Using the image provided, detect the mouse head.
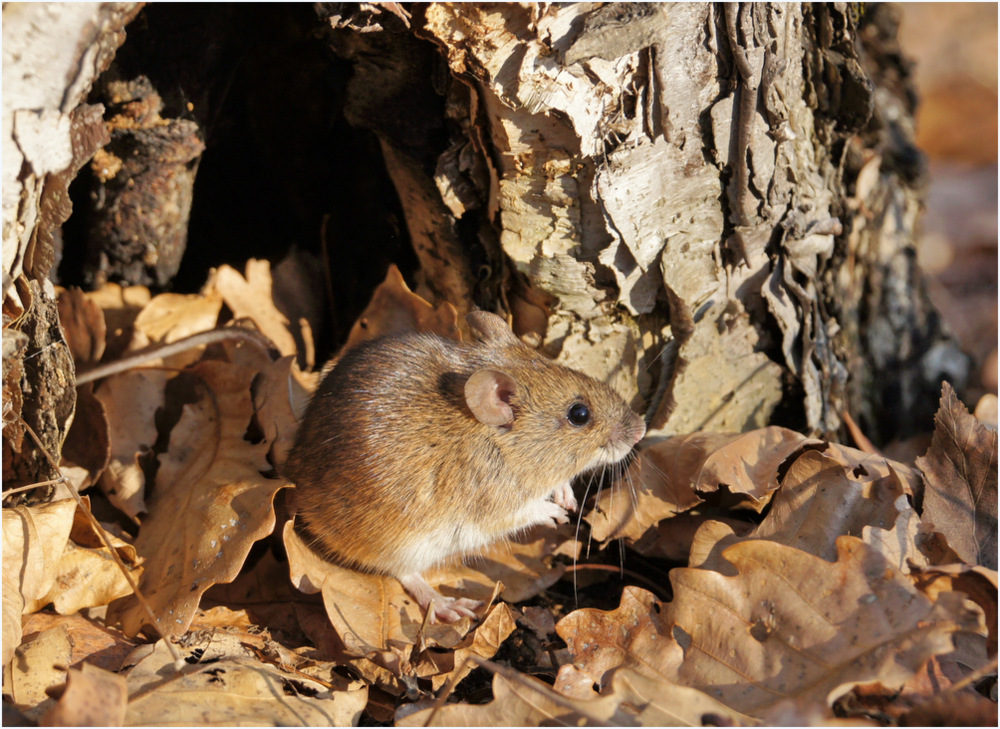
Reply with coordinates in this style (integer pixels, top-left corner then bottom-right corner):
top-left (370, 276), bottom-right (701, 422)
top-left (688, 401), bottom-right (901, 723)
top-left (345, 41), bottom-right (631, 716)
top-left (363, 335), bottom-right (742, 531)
top-left (463, 312), bottom-right (645, 480)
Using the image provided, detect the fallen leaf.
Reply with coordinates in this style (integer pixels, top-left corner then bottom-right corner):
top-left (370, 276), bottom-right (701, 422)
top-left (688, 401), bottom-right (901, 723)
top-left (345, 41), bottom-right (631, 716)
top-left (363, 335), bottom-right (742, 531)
top-left (109, 361), bottom-right (289, 637)
top-left (203, 546), bottom-right (324, 648)
top-left (690, 450), bottom-right (905, 572)
top-left (252, 355), bottom-right (306, 468)
top-left (80, 282), bottom-right (151, 360)
top-left (824, 441), bottom-right (922, 496)
top-left (41, 663), bottom-right (127, 727)
top-left (284, 519), bottom-right (484, 692)
top-left (204, 260), bottom-right (302, 360)
top-left (910, 563), bottom-right (998, 656)
top-left (586, 448), bottom-right (701, 545)
top-left (21, 611), bottom-right (140, 673)
top-left (897, 689), bottom-right (999, 726)
top-left (559, 537), bottom-right (979, 719)
top-left (916, 381), bottom-right (998, 569)
top-left (659, 427), bottom-right (818, 511)
top-left (862, 494), bottom-right (928, 572)
top-left (2, 499), bottom-right (77, 665)
top-left (26, 502), bottom-right (143, 614)
top-left (417, 600), bottom-right (518, 691)
top-left (59, 384), bottom-right (110, 490)
top-left (123, 634), bottom-right (368, 726)
top-left (605, 666), bottom-right (755, 727)
top-left (56, 287), bottom-right (106, 366)
top-left (342, 263), bottom-right (460, 351)
top-left (132, 291), bottom-right (224, 348)
top-left (5, 624), bottom-right (72, 719)
top-left (461, 523), bottom-right (576, 604)
top-left (746, 450), bottom-right (901, 560)
top-left (588, 428), bottom-right (819, 546)
top-left (93, 369), bottom-right (168, 518)
top-left (556, 586), bottom-right (672, 689)
top-left (519, 605), bottom-right (556, 642)
top-left (396, 664), bottom-right (634, 726)
top-left (636, 512), bottom-right (755, 562)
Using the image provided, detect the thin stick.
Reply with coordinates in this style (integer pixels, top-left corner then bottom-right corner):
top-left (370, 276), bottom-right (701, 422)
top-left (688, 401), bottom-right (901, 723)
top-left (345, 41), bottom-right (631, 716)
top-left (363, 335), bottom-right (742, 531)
top-left (2, 477), bottom-right (67, 498)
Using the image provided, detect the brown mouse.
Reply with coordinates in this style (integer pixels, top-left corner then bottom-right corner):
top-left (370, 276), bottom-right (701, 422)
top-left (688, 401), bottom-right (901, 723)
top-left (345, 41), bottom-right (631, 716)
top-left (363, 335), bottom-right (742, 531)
top-left (283, 311), bottom-right (646, 623)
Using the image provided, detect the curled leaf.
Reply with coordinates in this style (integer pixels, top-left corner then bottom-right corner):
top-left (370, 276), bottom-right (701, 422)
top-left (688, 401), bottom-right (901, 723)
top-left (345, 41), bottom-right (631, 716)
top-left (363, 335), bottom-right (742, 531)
top-left (109, 361), bottom-right (288, 637)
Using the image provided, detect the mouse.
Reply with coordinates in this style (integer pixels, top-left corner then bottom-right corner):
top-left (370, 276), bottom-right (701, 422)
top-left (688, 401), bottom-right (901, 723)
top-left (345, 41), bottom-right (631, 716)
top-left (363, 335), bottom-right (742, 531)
top-left (283, 310), bottom-right (646, 623)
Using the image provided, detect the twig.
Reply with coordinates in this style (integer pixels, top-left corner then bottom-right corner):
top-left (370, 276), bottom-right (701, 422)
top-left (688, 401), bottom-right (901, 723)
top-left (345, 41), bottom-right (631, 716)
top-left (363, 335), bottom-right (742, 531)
top-left (2, 477), bottom-right (67, 498)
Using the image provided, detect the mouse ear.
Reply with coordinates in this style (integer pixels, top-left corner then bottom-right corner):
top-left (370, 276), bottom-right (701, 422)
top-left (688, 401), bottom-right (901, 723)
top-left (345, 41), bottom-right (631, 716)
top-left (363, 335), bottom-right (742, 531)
top-left (465, 369), bottom-right (518, 427)
top-left (466, 311), bottom-right (520, 346)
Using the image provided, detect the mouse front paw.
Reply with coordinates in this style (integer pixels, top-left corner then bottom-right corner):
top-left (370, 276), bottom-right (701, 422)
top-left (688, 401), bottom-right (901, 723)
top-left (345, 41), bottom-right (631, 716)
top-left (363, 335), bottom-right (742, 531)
top-left (552, 480), bottom-right (578, 512)
top-left (537, 499), bottom-right (570, 526)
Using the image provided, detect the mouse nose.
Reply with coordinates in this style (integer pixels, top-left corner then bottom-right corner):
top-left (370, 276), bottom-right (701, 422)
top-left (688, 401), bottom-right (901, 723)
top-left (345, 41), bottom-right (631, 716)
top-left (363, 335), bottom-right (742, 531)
top-left (631, 419), bottom-right (646, 445)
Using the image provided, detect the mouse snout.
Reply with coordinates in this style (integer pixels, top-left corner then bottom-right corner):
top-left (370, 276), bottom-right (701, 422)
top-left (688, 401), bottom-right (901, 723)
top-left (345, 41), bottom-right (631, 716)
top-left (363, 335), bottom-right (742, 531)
top-left (630, 419), bottom-right (646, 445)
top-left (612, 414), bottom-right (646, 448)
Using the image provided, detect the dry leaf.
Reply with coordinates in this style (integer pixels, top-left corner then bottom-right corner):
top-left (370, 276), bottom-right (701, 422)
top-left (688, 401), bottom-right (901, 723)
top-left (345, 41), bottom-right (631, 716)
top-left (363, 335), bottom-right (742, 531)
top-left (94, 369), bottom-right (168, 518)
top-left (82, 282), bottom-right (151, 360)
top-left (589, 428), bottom-right (818, 546)
top-left (910, 563), bottom-right (998, 656)
top-left (204, 260), bottom-right (302, 360)
top-left (917, 381), bottom-right (998, 569)
top-left (747, 450), bottom-right (900, 559)
top-left (462, 523), bottom-right (576, 603)
top-left (664, 427), bottom-right (820, 508)
top-left (21, 611), bottom-right (140, 673)
top-left (690, 450), bottom-right (914, 572)
top-left (5, 624), bottom-right (72, 718)
top-left (123, 634), bottom-right (368, 726)
top-left (342, 263), bottom-right (460, 351)
top-left (252, 355), bottom-right (306, 468)
top-left (26, 503), bottom-right (143, 614)
top-left (284, 520), bottom-right (481, 691)
top-left (397, 666), bottom-right (634, 726)
top-left (824, 441), bottom-right (922, 495)
top-left (59, 384), bottom-right (110, 490)
top-left (897, 689), bottom-right (999, 726)
top-left (586, 448), bottom-right (702, 545)
top-left (132, 291), bottom-right (224, 346)
top-left (559, 537), bottom-right (979, 719)
top-left (202, 548), bottom-right (321, 646)
top-left (862, 494), bottom-right (927, 572)
top-left (56, 287), bottom-right (106, 366)
top-left (417, 601), bottom-right (519, 691)
top-left (109, 361), bottom-right (288, 637)
top-left (2, 499), bottom-right (77, 665)
top-left (606, 666), bottom-right (756, 727)
top-left (519, 605), bottom-right (556, 642)
top-left (41, 663), bottom-right (127, 727)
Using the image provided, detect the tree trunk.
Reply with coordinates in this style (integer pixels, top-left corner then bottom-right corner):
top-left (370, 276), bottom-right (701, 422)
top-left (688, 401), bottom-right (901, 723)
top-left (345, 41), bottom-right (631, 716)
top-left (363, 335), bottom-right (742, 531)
top-left (2, 2), bottom-right (967, 484)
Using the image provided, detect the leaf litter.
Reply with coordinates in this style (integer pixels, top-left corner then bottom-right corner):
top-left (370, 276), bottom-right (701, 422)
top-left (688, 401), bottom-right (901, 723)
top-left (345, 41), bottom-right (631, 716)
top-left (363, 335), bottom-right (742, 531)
top-left (2, 259), bottom-right (996, 725)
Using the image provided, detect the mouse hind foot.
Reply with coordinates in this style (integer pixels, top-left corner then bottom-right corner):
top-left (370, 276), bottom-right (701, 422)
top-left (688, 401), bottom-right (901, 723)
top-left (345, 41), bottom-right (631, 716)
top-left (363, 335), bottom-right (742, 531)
top-left (398, 572), bottom-right (482, 624)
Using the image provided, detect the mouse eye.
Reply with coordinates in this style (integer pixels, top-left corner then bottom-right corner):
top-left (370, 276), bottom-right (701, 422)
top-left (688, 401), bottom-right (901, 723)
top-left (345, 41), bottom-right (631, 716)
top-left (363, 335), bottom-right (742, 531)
top-left (567, 402), bottom-right (591, 427)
